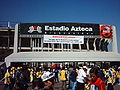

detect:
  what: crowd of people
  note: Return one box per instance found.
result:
[0,63,120,90]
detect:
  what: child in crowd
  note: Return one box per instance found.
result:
[89,68,106,90]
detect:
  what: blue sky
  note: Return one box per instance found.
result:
[0,0,120,52]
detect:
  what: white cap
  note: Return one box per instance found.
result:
[41,72,54,81]
[83,66,88,69]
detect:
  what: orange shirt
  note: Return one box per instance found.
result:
[90,78,106,90]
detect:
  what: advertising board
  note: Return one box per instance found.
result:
[43,35,84,44]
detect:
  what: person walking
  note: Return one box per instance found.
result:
[54,69,59,83]
[69,68,77,90]
[116,67,120,85]
[60,67,67,90]
[76,66,88,90]
[89,67,106,90]
[14,67,28,90]
[3,68,11,90]
[106,69,115,90]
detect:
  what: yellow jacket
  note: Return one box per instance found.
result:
[60,70,67,81]
[117,71,120,78]
[4,72,11,84]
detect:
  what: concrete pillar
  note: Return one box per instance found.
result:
[13,24,19,53]
[112,26,118,53]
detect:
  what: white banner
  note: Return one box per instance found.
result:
[43,35,84,44]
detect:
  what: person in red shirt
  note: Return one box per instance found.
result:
[89,68,106,90]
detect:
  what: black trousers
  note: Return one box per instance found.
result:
[76,81,85,90]
[107,83,114,90]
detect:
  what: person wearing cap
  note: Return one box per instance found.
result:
[41,71,55,90]
[76,66,88,90]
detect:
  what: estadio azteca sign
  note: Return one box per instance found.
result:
[19,23,100,36]
[28,26,92,33]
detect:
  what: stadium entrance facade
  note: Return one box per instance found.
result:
[5,23,120,67]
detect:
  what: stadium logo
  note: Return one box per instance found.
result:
[28,26,42,33]
[100,25,112,38]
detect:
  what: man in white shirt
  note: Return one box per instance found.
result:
[76,66,88,90]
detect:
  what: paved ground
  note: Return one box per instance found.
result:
[0,81,120,90]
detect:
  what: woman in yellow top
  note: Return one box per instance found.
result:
[106,69,115,90]
[116,68,120,85]
[60,67,67,90]
[3,69,11,90]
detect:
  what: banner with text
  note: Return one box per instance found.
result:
[43,35,84,44]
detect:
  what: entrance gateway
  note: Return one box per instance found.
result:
[5,23,120,67]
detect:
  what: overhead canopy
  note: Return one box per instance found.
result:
[5,52,120,67]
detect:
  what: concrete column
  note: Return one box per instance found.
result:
[13,24,19,53]
[112,26,118,53]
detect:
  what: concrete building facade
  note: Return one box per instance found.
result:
[4,23,120,67]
